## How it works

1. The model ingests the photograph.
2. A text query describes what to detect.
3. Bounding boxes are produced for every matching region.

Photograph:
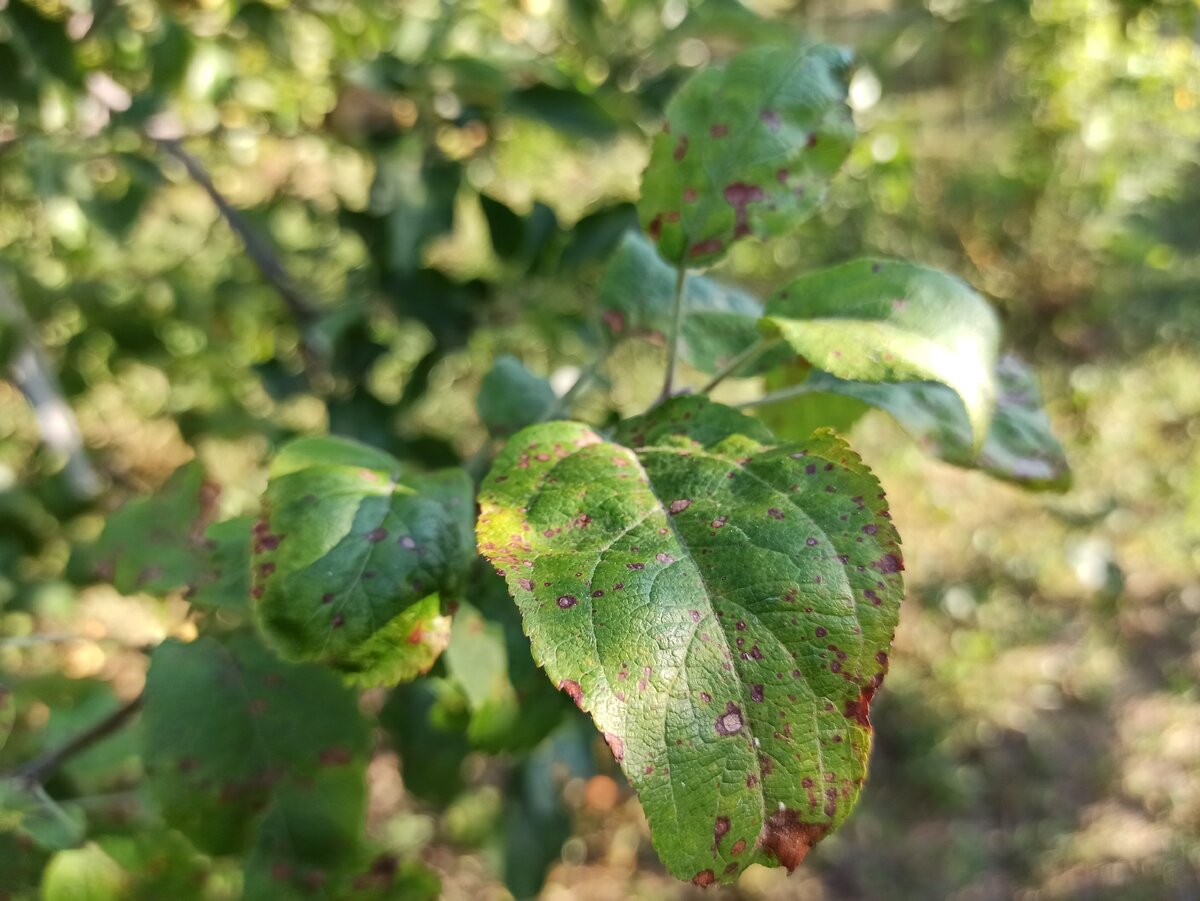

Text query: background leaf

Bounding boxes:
[639,44,855,266]
[141,633,370,856]
[476,356,557,438]
[252,436,473,685]
[477,396,903,883]
[762,258,1001,445]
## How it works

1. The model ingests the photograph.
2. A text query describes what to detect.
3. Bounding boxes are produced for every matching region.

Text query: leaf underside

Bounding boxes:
[251,437,473,686]
[477,396,903,884]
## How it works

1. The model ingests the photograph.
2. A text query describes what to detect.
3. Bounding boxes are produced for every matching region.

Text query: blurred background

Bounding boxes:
[0,0,1198,898]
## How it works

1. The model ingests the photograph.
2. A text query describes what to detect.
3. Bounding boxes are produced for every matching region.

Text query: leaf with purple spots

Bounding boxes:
[141,632,370,857]
[477,396,903,883]
[253,436,473,686]
[792,357,1071,491]
[761,258,1001,447]
[639,44,855,267]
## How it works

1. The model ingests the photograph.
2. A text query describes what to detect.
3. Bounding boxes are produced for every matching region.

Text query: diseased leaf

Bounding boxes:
[90,461,217,595]
[141,633,370,856]
[252,436,473,686]
[799,357,1071,490]
[640,44,855,266]
[477,396,903,883]
[187,516,253,612]
[761,258,1001,446]
[477,356,556,438]
[597,231,788,374]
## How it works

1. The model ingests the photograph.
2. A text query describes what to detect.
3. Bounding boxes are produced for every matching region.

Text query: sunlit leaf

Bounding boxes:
[639,44,855,266]
[761,258,1001,446]
[141,633,370,856]
[41,842,127,901]
[252,436,472,686]
[477,396,903,883]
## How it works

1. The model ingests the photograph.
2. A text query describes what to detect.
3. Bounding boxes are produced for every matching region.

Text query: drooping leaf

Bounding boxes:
[507,84,621,141]
[797,357,1071,490]
[476,356,556,438]
[761,258,1001,446]
[479,194,526,261]
[89,461,216,595]
[560,202,639,270]
[252,436,473,686]
[477,396,903,884]
[187,516,253,612]
[597,231,788,374]
[141,633,370,856]
[639,44,855,266]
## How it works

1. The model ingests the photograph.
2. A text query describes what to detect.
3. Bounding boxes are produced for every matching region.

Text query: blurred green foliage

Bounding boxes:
[1,0,1197,898]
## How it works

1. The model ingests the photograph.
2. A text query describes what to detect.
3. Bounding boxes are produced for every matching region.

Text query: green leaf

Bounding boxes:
[444,587,568,752]
[799,356,1071,490]
[476,356,556,438]
[758,360,870,442]
[41,843,128,901]
[379,679,471,806]
[761,258,1001,446]
[0,684,12,754]
[252,436,473,686]
[89,461,215,595]
[141,633,370,856]
[507,84,621,141]
[187,516,253,612]
[639,44,855,266]
[597,231,787,374]
[477,396,903,883]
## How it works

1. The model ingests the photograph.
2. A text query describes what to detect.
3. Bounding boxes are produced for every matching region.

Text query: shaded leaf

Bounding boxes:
[141,633,370,856]
[379,679,471,805]
[477,396,903,883]
[507,84,620,141]
[252,437,472,686]
[0,684,12,754]
[761,258,1001,446]
[800,356,1071,490]
[560,202,639,269]
[758,360,869,442]
[640,44,855,266]
[89,461,216,595]
[187,516,253,612]
[480,194,526,261]
[476,356,556,438]
[597,231,787,374]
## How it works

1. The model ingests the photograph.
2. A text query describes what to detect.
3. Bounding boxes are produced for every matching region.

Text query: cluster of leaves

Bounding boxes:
[0,2,1079,897]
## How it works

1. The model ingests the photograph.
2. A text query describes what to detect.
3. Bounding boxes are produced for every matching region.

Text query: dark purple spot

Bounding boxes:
[668,498,691,514]
[751,684,765,702]
[710,123,729,138]
[556,595,577,609]
[714,816,731,845]
[366,527,387,542]
[768,508,784,520]
[760,109,781,131]
[673,135,689,161]
[715,702,744,736]
[863,524,877,535]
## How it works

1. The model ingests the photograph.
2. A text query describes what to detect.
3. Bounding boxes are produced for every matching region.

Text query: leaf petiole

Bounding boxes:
[735,381,820,409]
[699,336,783,394]
[659,263,689,400]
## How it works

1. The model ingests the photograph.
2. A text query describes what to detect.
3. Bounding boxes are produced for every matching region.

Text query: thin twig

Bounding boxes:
[0,282,102,501]
[156,139,319,327]
[14,696,143,787]
[698,337,782,395]
[735,382,820,409]
[659,264,688,400]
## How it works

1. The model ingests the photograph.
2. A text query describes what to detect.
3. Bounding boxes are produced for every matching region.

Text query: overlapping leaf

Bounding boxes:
[796,358,1070,490]
[597,231,788,374]
[761,258,1001,446]
[477,396,903,883]
[639,44,855,266]
[141,633,370,856]
[252,437,472,685]
[477,356,557,437]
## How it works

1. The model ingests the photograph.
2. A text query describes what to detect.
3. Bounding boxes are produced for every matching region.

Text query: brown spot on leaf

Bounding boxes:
[604,732,624,761]
[556,595,577,609]
[714,816,731,845]
[668,498,692,514]
[715,702,743,736]
[710,123,729,138]
[319,746,352,766]
[366,527,387,542]
[731,838,747,856]
[673,135,690,161]
[872,553,904,574]
[559,679,585,709]
[692,869,716,887]
[844,683,877,729]
[760,810,829,872]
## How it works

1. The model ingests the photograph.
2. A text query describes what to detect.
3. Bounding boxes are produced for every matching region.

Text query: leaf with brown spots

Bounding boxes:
[639,44,855,267]
[141,633,370,857]
[253,436,473,686]
[477,396,903,883]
